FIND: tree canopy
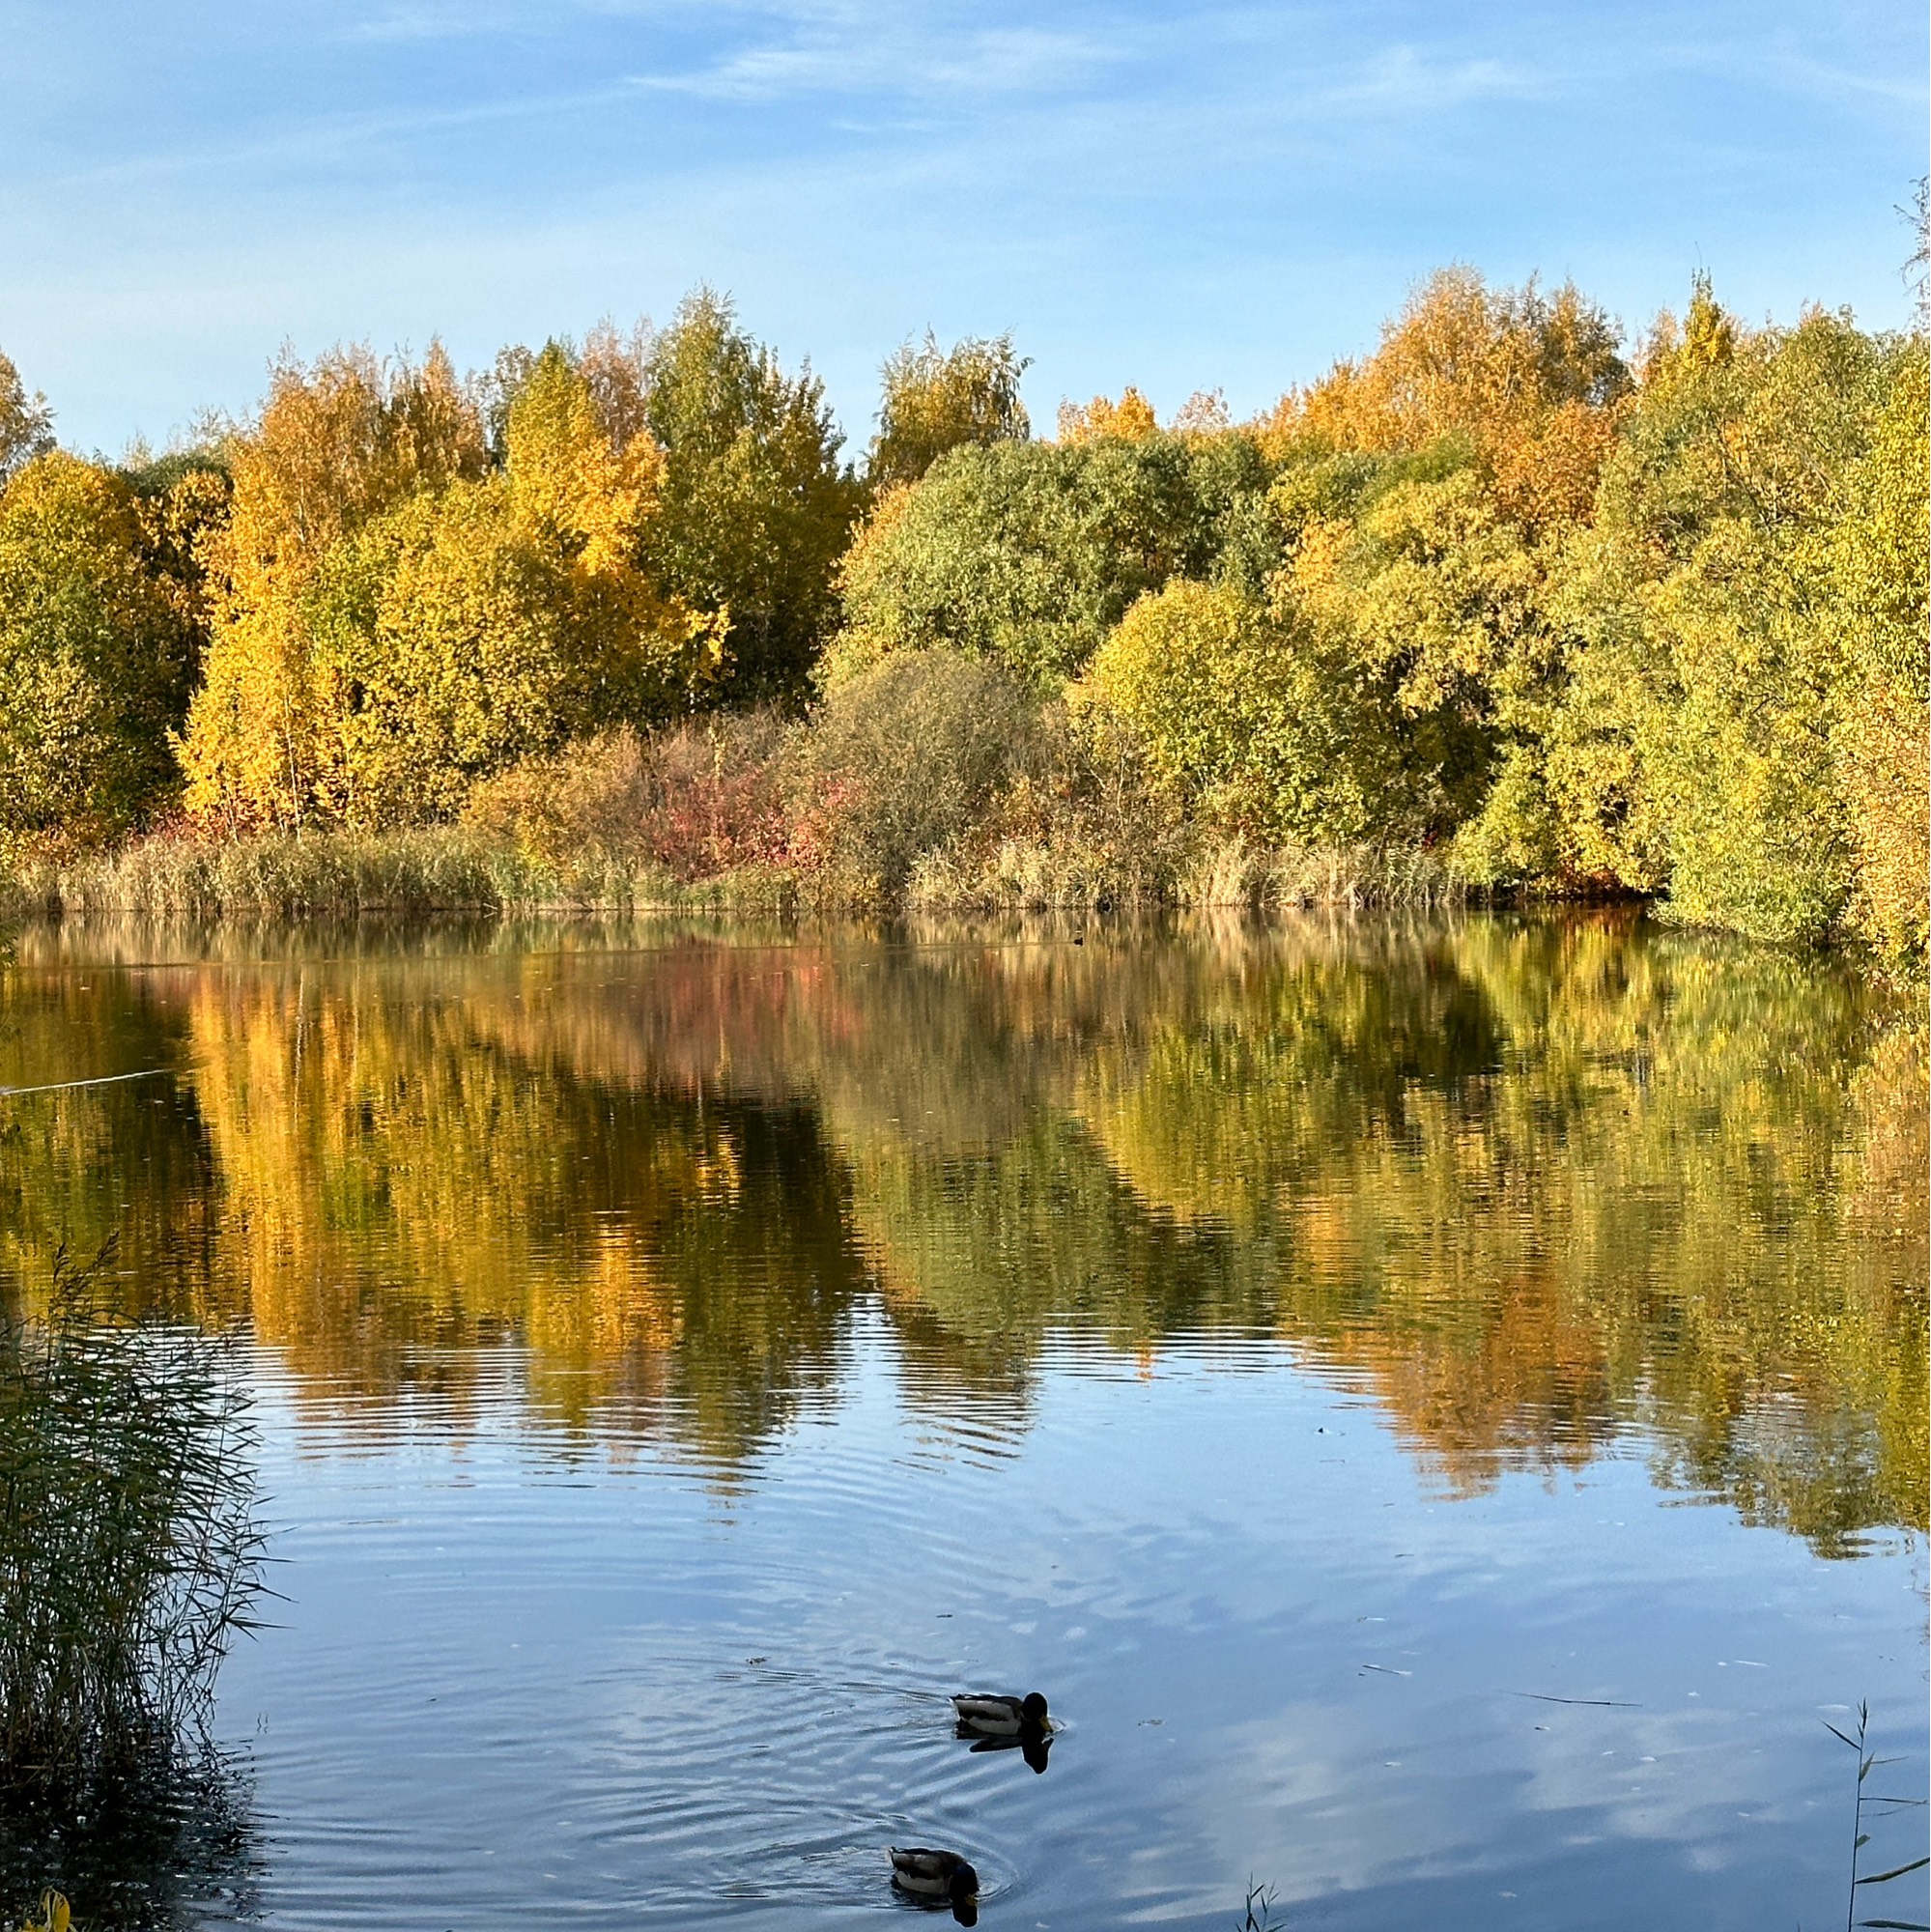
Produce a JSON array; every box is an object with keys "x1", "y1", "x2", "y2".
[{"x1": 868, "y1": 331, "x2": 1030, "y2": 487}]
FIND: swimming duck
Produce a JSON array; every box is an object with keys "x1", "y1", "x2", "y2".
[
  {"x1": 890, "y1": 1847, "x2": 980, "y2": 1922},
  {"x1": 951, "y1": 1691, "x2": 1049, "y2": 1736}
]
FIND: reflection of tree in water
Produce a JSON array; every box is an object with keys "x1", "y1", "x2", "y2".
[
  {"x1": 1061, "y1": 918, "x2": 1925, "y2": 1550},
  {"x1": 174, "y1": 966, "x2": 868, "y2": 1463},
  {"x1": 0, "y1": 1745, "x2": 261, "y2": 1930},
  {"x1": 2, "y1": 914, "x2": 1921, "y2": 1547},
  {"x1": 0, "y1": 970, "x2": 217, "y2": 1320},
  {"x1": 848, "y1": 1116, "x2": 1278, "y2": 1404}
]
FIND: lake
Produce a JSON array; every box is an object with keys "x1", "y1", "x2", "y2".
[{"x1": 2, "y1": 911, "x2": 1924, "y2": 1929}]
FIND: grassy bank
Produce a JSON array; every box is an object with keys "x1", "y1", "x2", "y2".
[{"x1": 7, "y1": 823, "x2": 1475, "y2": 923}]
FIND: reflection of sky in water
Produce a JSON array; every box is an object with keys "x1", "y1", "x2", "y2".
[
  {"x1": 1, "y1": 916, "x2": 1923, "y2": 1925},
  {"x1": 213, "y1": 1338, "x2": 1924, "y2": 1929}
]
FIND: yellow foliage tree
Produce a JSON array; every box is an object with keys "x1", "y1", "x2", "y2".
[
  {"x1": 1824, "y1": 343, "x2": 1929, "y2": 962},
  {"x1": 867, "y1": 330, "x2": 1031, "y2": 486},
  {"x1": 1080, "y1": 579, "x2": 1409, "y2": 841},
  {"x1": 1057, "y1": 385, "x2": 1160, "y2": 443},
  {"x1": 179, "y1": 343, "x2": 487, "y2": 828},
  {"x1": 305, "y1": 346, "x2": 720, "y2": 824},
  {"x1": 181, "y1": 343, "x2": 719, "y2": 828}
]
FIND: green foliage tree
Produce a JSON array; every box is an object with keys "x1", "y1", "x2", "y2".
[
  {"x1": 642, "y1": 289, "x2": 862, "y2": 707},
  {"x1": 0, "y1": 454, "x2": 206, "y2": 849},
  {"x1": 828, "y1": 432, "x2": 1274, "y2": 691},
  {"x1": 1560, "y1": 293, "x2": 1920, "y2": 945},
  {"x1": 1080, "y1": 579, "x2": 1408, "y2": 841},
  {"x1": 867, "y1": 331, "x2": 1030, "y2": 487}
]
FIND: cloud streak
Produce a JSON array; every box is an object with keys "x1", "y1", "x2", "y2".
[{"x1": 1, "y1": 0, "x2": 1920, "y2": 454}]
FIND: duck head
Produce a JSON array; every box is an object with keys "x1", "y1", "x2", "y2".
[{"x1": 1020, "y1": 1691, "x2": 1049, "y2": 1728}]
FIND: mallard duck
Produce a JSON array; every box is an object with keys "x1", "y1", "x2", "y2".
[
  {"x1": 951, "y1": 1690, "x2": 1049, "y2": 1736},
  {"x1": 889, "y1": 1846, "x2": 980, "y2": 1915}
]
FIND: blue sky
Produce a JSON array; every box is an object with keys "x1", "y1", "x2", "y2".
[{"x1": 3, "y1": 0, "x2": 1924, "y2": 457}]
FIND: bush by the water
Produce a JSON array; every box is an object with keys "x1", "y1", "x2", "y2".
[
  {"x1": 0, "y1": 1250, "x2": 264, "y2": 1790},
  {"x1": 787, "y1": 650, "x2": 1045, "y2": 896}
]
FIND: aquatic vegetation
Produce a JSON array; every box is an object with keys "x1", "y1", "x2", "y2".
[
  {"x1": 0, "y1": 1248, "x2": 264, "y2": 1789},
  {"x1": 1236, "y1": 1879, "x2": 1282, "y2": 1930},
  {"x1": 1825, "y1": 1702, "x2": 1930, "y2": 1932},
  {"x1": 0, "y1": 1740, "x2": 258, "y2": 1930}
]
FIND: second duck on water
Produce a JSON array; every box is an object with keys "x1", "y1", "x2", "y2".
[
  {"x1": 951, "y1": 1691, "x2": 1049, "y2": 1737},
  {"x1": 890, "y1": 1847, "x2": 980, "y2": 1924}
]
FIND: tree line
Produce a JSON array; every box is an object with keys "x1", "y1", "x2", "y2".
[{"x1": 0, "y1": 267, "x2": 1923, "y2": 957}]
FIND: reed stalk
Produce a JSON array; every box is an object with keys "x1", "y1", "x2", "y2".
[{"x1": 0, "y1": 1247, "x2": 265, "y2": 1790}]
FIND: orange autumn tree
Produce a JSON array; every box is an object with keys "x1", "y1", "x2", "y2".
[{"x1": 1264, "y1": 267, "x2": 1630, "y2": 530}]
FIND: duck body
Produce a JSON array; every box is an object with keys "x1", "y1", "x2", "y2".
[
  {"x1": 951, "y1": 1690, "x2": 1048, "y2": 1737},
  {"x1": 889, "y1": 1846, "x2": 980, "y2": 1902}
]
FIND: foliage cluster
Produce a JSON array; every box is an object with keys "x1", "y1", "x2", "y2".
[
  {"x1": 0, "y1": 255, "x2": 1922, "y2": 956},
  {"x1": 0, "y1": 1251, "x2": 263, "y2": 1791}
]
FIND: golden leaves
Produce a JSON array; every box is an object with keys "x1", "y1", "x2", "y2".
[{"x1": 1056, "y1": 385, "x2": 1159, "y2": 444}]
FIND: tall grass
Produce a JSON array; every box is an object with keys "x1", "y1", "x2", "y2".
[
  {"x1": 11, "y1": 690, "x2": 1473, "y2": 924},
  {"x1": 26, "y1": 822, "x2": 1470, "y2": 923},
  {"x1": 0, "y1": 1743, "x2": 258, "y2": 1932},
  {"x1": 909, "y1": 832, "x2": 1463, "y2": 915},
  {"x1": 0, "y1": 1248, "x2": 264, "y2": 1789}
]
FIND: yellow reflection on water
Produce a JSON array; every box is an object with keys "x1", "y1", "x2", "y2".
[{"x1": 1, "y1": 913, "x2": 1921, "y2": 1548}]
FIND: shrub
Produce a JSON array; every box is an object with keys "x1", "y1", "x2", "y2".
[
  {"x1": 465, "y1": 714, "x2": 792, "y2": 884},
  {"x1": 906, "y1": 701, "x2": 1188, "y2": 911},
  {"x1": 1080, "y1": 580, "x2": 1408, "y2": 843},
  {"x1": 787, "y1": 650, "x2": 1043, "y2": 897}
]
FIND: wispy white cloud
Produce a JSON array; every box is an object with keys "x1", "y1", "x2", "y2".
[
  {"x1": 631, "y1": 18, "x2": 1128, "y2": 103},
  {"x1": 1653, "y1": 40, "x2": 1928, "y2": 106},
  {"x1": 348, "y1": 7, "x2": 525, "y2": 43},
  {"x1": 1318, "y1": 43, "x2": 1545, "y2": 113},
  {"x1": 30, "y1": 82, "x2": 652, "y2": 191}
]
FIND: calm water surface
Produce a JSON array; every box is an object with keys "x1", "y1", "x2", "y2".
[{"x1": 3, "y1": 913, "x2": 1925, "y2": 1929}]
